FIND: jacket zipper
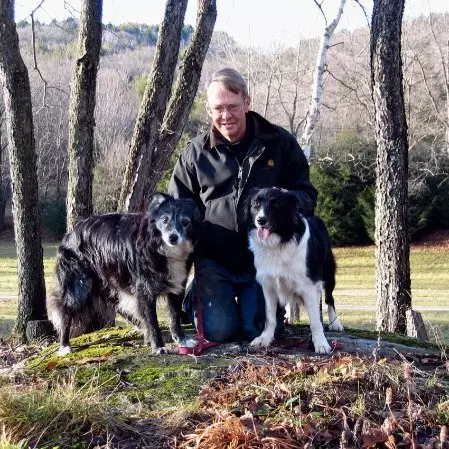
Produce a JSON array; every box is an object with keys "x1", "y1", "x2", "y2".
[{"x1": 236, "y1": 143, "x2": 265, "y2": 205}]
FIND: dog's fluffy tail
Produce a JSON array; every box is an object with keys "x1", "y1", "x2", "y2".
[
  {"x1": 55, "y1": 246, "x2": 93, "y2": 311},
  {"x1": 47, "y1": 245, "x2": 115, "y2": 339}
]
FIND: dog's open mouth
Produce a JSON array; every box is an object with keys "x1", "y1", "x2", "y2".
[{"x1": 257, "y1": 227, "x2": 272, "y2": 240}]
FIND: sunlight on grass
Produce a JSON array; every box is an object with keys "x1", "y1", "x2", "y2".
[
  {"x1": 0, "y1": 299, "x2": 16, "y2": 339},
  {"x1": 333, "y1": 246, "x2": 449, "y2": 307},
  {"x1": 0, "y1": 425, "x2": 26, "y2": 449},
  {"x1": 0, "y1": 371, "x2": 134, "y2": 448},
  {"x1": 0, "y1": 242, "x2": 57, "y2": 297}
]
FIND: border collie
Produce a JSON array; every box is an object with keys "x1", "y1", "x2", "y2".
[
  {"x1": 47, "y1": 193, "x2": 200, "y2": 356},
  {"x1": 246, "y1": 187, "x2": 343, "y2": 353}
]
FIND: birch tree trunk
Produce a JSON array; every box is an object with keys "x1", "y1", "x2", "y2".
[
  {"x1": 300, "y1": 0, "x2": 346, "y2": 161},
  {"x1": 0, "y1": 121, "x2": 6, "y2": 232},
  {"x1": 0, "y1": 0, "x2": 47, "y2": 341},
  {"x1": 66, "y1": 0, "x2": 103, "y2": 231},
  {"x1": 371, "y1": 0, "x2": 411, "y2": 334},
  {"x1": 118, "y1": 0, "x2": 188, "y2": 212},
  {"x1": 145, "y1": 0, "x2": 217, "y2": 196}
]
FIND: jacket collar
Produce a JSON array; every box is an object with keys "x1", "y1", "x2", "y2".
[{"x1": 204, "y1": 111, "x2": 280, "y2": 150}]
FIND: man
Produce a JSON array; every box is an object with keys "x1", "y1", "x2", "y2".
[{"x1": 169, "y1": 68, "x2": 317, "y2": 343}]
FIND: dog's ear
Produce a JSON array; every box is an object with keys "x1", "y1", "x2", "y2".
[
  {"x1": 286, "y1": 192, "x2": 302, "y2": 223},
  {"x1": 246, "y1": 187, "x2": 260, "y2": 202},
  {"x1": 242, "y1": 187, "x2": 260, "y2": 226},
  {"x1": 148, "y1": 192, "x2": 171, "y2": 211},
  {"x1": 279, "y1": 190, "x2": 301, "y2": 222},
  {"x1": 184, "y1": 198, "x2": 202, "y2": 223}
]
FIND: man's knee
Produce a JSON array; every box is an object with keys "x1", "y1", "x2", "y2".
[
  {"x1": 183, "y1": 263, "x2": 240, "y2": 342},
  {"x1": 201, "y1": 297, "x2": 239, "y2": 342}
]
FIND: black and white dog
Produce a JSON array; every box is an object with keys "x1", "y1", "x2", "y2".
[
  {"x1": 246, "y1": 187, "x2": 343, "y2": 353},
  {"x1": 47, "y1": 193, "x2": 200, "y2": 356}
]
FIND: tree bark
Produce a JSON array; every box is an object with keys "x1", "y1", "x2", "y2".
[
  {"x1": 66, "y1": 0, "x2": 103, "y2": 231},
  {"x1": 0, "y1": 122, "x2": 6, "y2": 232},
  {"x1": 145, "y1": 0, "x2": 217, "y2": 196},
  {"x1": 371, "y1": 0, "x2": 411, "y2": 334},
  {"x1": 0, "y1": 0, "x2": 47, "y2": 341},
  {"x1": 26, "y1": 319, "x2": 55, "y2": 343},
  {"x1": 118, "y1": 0, "x2": 189, "y2": 212}
]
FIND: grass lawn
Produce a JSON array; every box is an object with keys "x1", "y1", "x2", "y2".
[
  {"x1": 1, "y1": 241, "x2": 448, "y2": 344},
  {"x1": 333, "y1": 245, "x2": 449, "y2": 344},
  {"x1": 334, "y1": 246, "x2": 449, "y2": 306},
  {"x1": 0, "y1": 241, "x2": 58, "y2": 297}
]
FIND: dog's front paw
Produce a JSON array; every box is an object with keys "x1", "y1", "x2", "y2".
[
  {"x1": 154, "y1": 346, "x2": 169, "y2": 354},
  {"x1": 179, "y1": 337, "x2": 198, "y2": 348},
  {"x1": 313, "y1": 338, "x2": 332, "y2": 354},
  {"x1": 250, "y1": 333, "x2": 274, "y2": 348},
  {"x1": 328, "y1": 318, "x2": 344, "y2": 332},
  {"x1": 58, "y1": 346, "x2": 71, "y2": 357}
]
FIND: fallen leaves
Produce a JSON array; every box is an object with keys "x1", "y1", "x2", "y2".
[{"x1": 177, "y1": 353, "x2": 449, "y2": 448}]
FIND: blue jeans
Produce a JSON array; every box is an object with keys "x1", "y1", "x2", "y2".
[{"x1": 183, "y1": 257, "x2": 284, "y2": 342}]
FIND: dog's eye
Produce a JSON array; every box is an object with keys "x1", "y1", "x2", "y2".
[
  {"x1": 269, "y1": 199, "x2": 279, "y2": 207},
  {"x1": 252, "y1": 201, "x2": 261, "y2": 208},
  {"x1": 181, "y1": 218, "x2": 190, "y2": 227},
  {"x1": 161, "y1": 216, "x2": 169, "y2": 224}
]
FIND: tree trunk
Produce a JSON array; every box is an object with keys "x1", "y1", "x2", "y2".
[
  {"x1": 118, "y1": 0, "x2": 189, "y2": 212},
  {"x1": 0, "y1": 125, "x2": 6, "y2": 232},
  {"x1": 66, "y1": 0, "x2": 103, "y2": 231},
  {"x1": 371, "y1": 0, "x2": 411, "y2": 334},
  {"x1": 300, "y1": 0, "x2": 346, "y2": 161},
  {"x1": 145, "y1": 0, "x2": 217, "y2": 195},
  {"x1": 0, "y1": 0, "x2": 47, "y2": 342}
]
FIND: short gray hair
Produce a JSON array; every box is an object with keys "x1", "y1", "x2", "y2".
[{"x1": 205, "y1": 68, "x2": 249, "y2": 100}]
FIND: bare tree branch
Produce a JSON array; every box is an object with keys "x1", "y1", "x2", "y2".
[
  {"x1": 313, "y1": 0, "x2": 328, "y2": 25},
  {"x1": 414, "y1": 53, "x2": 448, "y2": 128},
  {"x1": 353, "y1": 0, "x2": 371, "y2": 30},
  {"x1": 29, "y1": 6, "x2": 69, "y2": 111}
]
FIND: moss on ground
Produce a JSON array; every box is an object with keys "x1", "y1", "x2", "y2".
[
  {"x1": 24, "y1": 326, "x2": 144, "y2": 371},
  {"x1": 20, "y1": 323, "x2": 446, "y2": 421},
  {"x1": 22, "y1": 325, "x2": 231, "y2": 412},
  {"x1": 121, "y1": 355, "x2": 227, "y2": 408},
  {"x1": 344, "y1": 326, "x2": 444, "y2": 350}
]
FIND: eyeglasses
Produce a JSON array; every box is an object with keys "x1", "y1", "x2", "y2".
[{"x1": 208, "y1": 103, "x2": 244, "y2": 116}]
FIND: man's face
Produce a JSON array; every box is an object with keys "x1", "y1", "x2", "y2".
[{"x1": 205, "y1": 81, "x2": 250, "y2": 143}]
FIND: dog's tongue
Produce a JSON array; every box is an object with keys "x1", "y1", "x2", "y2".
[{"x1": 257, "y1": 227, "x2": 271, "y2": 240}]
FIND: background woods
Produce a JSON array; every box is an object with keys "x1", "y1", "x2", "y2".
[{"x1": 1, "y1": 9, "x2": 448, "y2": 243}]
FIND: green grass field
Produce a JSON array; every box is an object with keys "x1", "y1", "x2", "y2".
[
  {"x1": 333, "y1": 246, "x2": 449, "y2": 344},
  {"x1": 1, "y1": 242, "x2": 448, "y2": 344}
]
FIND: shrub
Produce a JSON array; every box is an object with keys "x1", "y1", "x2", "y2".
[
  {"x1": 134, "y1": 73, "x2": 147, "y2": 99},
  {"x1": 311, "y1": 162, "x2": 373, "y2": 245},
  {"x1": 41, "y1": 196, "x2": 66, "y2": 238},
  {"x1": 409, "y1": 172, "x2": 449, "y2": 239},
  {"x1": 313, "y1": 130, "x2": 449, "y2": 244}
]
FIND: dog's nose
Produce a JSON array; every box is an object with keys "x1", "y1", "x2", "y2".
[
  {"x1": 169, "y1": 233, "x2": 179, "y2": 244},
  {"x1": 257, "y1": 217, "x2": 267, "y2": 226}
]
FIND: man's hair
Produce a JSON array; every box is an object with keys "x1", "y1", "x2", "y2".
[{"x1": 205, "y1": 68, "x2": 249, "y2": 100}]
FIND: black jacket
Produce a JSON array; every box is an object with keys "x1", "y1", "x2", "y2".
[{"x1": 169, "y1": 111, "x2": 317, "y2": 274}]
